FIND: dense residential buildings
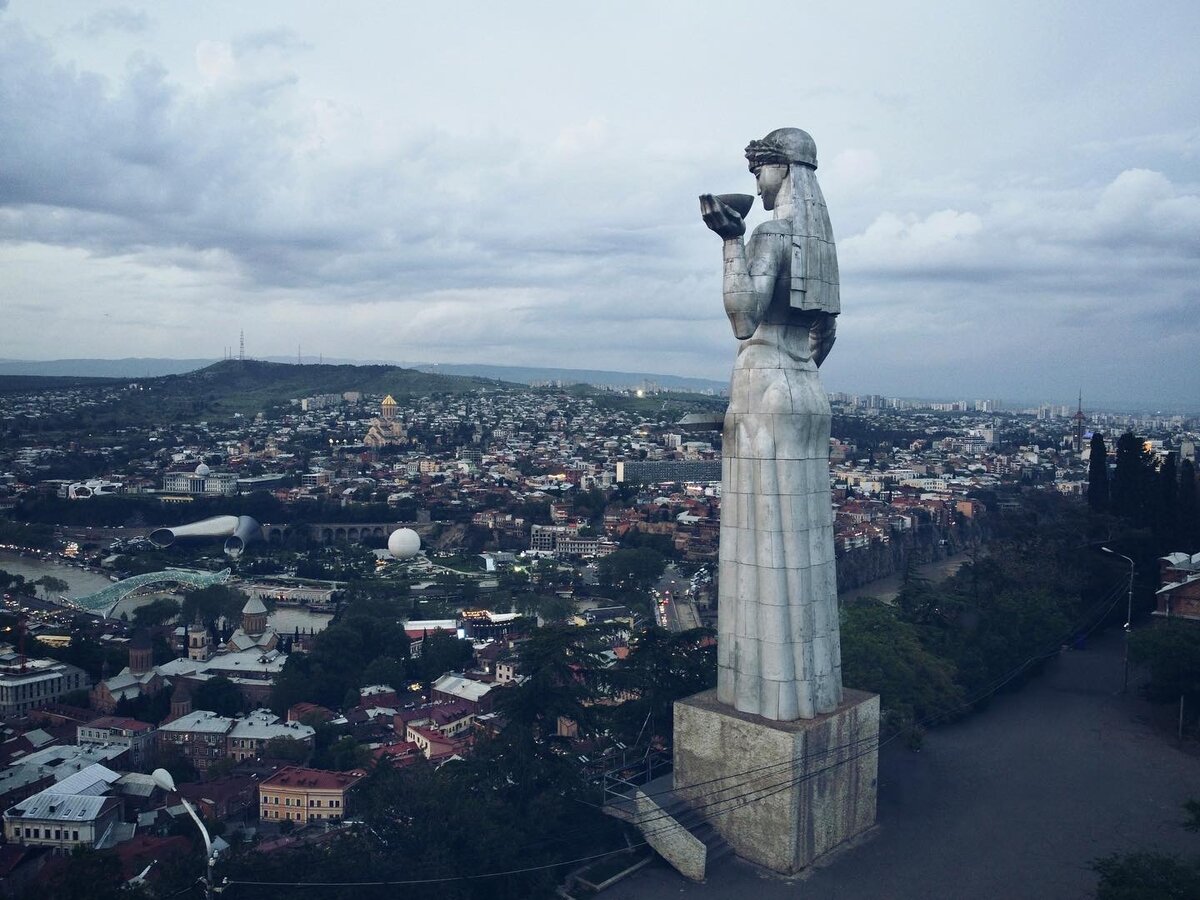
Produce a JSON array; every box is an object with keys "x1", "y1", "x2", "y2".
[
  {"x1": 0, "y1": 371, "x2": 1195, "y2": 885},
  {"x1": 158, "y1": 709, "x2": 315, "y2": 773}
]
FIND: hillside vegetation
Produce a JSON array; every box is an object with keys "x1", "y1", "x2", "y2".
[{"x1": 23, "y1": 360, "x2": 512, "y2": 427}]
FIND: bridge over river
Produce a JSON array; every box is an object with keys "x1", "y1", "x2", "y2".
[{"x1": 66, "y1": 568, "x2": 232, "y2": 617}]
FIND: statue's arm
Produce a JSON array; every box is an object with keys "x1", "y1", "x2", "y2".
[
  {"x1": 722, "y1": 230, "x2": 781, "y2": 339},
  {"x1": 809, "y1": 312, "x2": 837, "y2": 367}
]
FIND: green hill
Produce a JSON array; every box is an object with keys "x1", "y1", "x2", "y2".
[
  {"x1": 21, "y1": 360, "x2": 513, "y2": 429},
  {"x1": 180, "y1": 360, "x2": 506, "y2": 407}
]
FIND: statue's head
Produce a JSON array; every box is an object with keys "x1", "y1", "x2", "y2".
[{"x1": 745, "y1": 127, "x2": 818, "y2": 172}]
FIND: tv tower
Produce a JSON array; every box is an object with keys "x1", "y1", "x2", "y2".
[{"x1": 1072, "y1": 390, "x2": 1086, "y2": 453}]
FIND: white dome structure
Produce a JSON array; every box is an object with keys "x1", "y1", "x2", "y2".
[
  {"x1": 387, "y1": 528, "x2": 421, "y2": 560},
  {"x1": 194, "y1": 462, "x2": 212, "y2": 476}
]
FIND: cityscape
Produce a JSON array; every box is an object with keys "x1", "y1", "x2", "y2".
[
  {"x1": 0, "y1": 359, "x2": 1195, "y2": 897},
  {"x1": 1, "y1": 2, "x2": 1198, "y2": 899}
]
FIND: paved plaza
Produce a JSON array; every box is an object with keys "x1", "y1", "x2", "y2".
[{"x1": 608, "y1": 630, "x2": 1200, "y2": 899}]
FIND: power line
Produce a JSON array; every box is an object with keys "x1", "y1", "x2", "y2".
[
  {"x1": 350, "y1": 573, "x2": 1132, "y2": 873},
  {"x1": 222, "y1": 573, "x2": 1130, "y2": 890}
]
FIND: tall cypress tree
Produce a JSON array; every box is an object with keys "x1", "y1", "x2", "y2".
[
  {"x1": 1087, "y1": 432, "x2": 1109, "y2": 512},
  {"x1": 1180, "y1": 458, "x2": 1198, "y2": 551},
  {"x1": 1111, "y1": 432, "x2": 1145, "y2": 521},
  {"x1": 1155, "y1": 452, "x2": 1178, "y2": 543}
]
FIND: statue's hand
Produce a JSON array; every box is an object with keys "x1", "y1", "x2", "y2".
[{"x1": 700, "y1": 194, "x2": 746, "y2": 240}]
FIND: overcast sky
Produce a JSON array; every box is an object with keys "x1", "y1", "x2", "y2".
[{"x1": 0, "y1": 1, "x2": 1197, "y2": 407}]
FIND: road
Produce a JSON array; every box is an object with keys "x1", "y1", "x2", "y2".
[
  {"x1": 606, "y1": 629, "x2": 1200, "y2": 900},
  {"x1": 655, "y1": 567, "x2": 702, "y2": 632}
]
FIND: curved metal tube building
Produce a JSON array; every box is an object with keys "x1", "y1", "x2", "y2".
[{"x1": 148, "y1": 515, "x2": 263, "y2": 558}]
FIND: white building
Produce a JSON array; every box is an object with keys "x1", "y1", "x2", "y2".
[
  {"x1": 77, "y1": 717, "x2": 156, "y2": 766},
  {"x1": 2, "y1": 764, "x2": 125, "y2": 853},
  {"x1": 0, "y1": 651, "x2": 90, "y2": 717},
  {"x1": 162, "y1": 463, "x2": 237, "y2": 496}
]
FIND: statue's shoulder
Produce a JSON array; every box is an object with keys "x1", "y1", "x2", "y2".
[{"x1": 751, "y1": 220, "x2": 791, "y2": 237}]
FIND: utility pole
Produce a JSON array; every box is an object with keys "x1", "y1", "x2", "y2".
[{"x1": 1102, "y1": 546, "x2": 1135, "y2": 693}]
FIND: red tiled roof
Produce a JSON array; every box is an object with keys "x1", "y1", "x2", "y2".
[{"x1": 259, "y1": 766, "x2": 363, "y2": 792}]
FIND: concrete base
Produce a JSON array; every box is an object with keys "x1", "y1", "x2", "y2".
[{"x1": 673, "y1": 688, "x2": 879, "y2": 875}]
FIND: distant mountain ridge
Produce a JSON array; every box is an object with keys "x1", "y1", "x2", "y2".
[
  {"x1": 410, "y1": 362, "x2": 727, "y2": 392},
  {"x1": 0, "y1": 357, "x2": 728, "y2": 393},
  {"x1": 0, "y1": 357, "x2": 217, "y2": 378}
]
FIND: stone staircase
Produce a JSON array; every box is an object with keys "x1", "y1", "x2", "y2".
[{"x1": 603, "y1": 772, "x2": 733, "y2": 882}]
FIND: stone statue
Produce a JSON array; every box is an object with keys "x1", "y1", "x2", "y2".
[{"x1": 700, "y1": 127, "x2": 842, "y2": 721}]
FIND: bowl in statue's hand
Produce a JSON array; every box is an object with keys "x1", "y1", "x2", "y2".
[{"x1": 715, "y1": 193, "x2": 754, "y2": 218}]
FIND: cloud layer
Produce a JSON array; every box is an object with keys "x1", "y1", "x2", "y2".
[{"x1": 0, "y1": 3, "x2": 1197, "y2": 407}]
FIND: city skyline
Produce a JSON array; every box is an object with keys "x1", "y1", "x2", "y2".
[{"x1": 1, "y1": 1, "x2": 1197, "y2": 404}]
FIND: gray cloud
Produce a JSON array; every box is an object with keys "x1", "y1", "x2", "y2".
[
  {"x1": 0, "y1": 5, "x2": 1197, "y2": 407},
  {"x1": 68, "y1": 5, "x2": 150, "y2": 37}
]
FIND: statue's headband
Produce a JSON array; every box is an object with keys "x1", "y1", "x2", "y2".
[
  {"x1": 745, "y1": 139, "x2": 790, "y2": 171},
  {"x1": 745, "y1": 130, "x2": 818, "y2": 171}
]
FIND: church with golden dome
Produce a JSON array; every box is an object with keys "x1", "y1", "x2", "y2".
[{"x1": 364, "y1": 394, "x2": 407, "y2": 448}]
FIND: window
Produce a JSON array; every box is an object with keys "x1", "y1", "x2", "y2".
[
  {"x1": 32, "y1": 829, "x2": 39, "y2": 839},
  {"x1": 73, "y1": 830, "x2": 79, "y2": 841},
  {"x1": 262, "y1": 796, "x2": 269, "y2": 805}
]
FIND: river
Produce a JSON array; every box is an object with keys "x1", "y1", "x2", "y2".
[
  {"x1": 838, "y1": 553, "x2": 967, "y2": 603},
  {"x1": 0, "y1": 552, "x2": 116, "y2": 597},
  {"x1": 0, "y1": 552, "x2": 331, "y2": 633}
]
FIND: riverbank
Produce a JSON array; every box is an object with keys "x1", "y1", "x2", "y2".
[
  {"x1": 0, "y1": 550, "x2": 115, "y2": 597},
  {"x1": 838, "y1": 552, "x2": 966, "y2": 604},
  {"x1": 0, "y1": 551, "x2": 332, "y2": 634}
]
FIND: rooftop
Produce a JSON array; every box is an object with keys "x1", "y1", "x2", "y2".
[
  {"x1": 7, "y1": 791, "x2": 116, "y2": 823},
  {"x1": 158, "y1": 710, "x2": 235, "y2": 735},
  {"x1": 259, "y1": 766, "x2": 363, "y2": 792}
]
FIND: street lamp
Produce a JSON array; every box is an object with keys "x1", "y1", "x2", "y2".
[
  {"x1": 1101, "y1": 547, "x2": 1135, "y2": 693},
  {"x1": 152, "y1": 768, "x2": 217, "y2": 900}
]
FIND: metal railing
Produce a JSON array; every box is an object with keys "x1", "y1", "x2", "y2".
[{"x1": 601, "y1": 747, "x2": 673, "y2": 807}]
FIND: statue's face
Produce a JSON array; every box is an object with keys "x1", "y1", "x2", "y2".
[{"x1": 754, "y1": 164, "x2": 788, "y2": 210}]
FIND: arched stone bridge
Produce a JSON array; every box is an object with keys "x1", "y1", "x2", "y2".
[{"x1": 261, "y1": 522, "x2": 421, "y2": 545}]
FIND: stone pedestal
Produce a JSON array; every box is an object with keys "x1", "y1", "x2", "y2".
[{"x1": 673, "y1": 688, "x2": 879, "y2": 875}]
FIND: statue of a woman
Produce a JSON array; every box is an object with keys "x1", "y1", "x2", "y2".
[{"x1": 700, "y1": 127, "x2": 843, "y2": 721}]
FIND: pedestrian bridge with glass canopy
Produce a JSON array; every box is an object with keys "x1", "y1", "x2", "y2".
[{"x1": 66, "y1": 568, "x2": 232, "y2": 618}]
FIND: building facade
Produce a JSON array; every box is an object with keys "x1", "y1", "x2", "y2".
[
  {"x1": 0, "y1": 653, "x2": 89, "y2": 717},
  {"x1": 3, "y1": 794, "x2": 121, "y2": 852},
  {"x1": 258, "y1": 767, "x2": 361, "y2": 825},
  {"x1": 162, "y1": 464, "x2": 237, "y2": 496},
  {"x1": 77, "y1": 717, "x2": 156, "y2": 766}
]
